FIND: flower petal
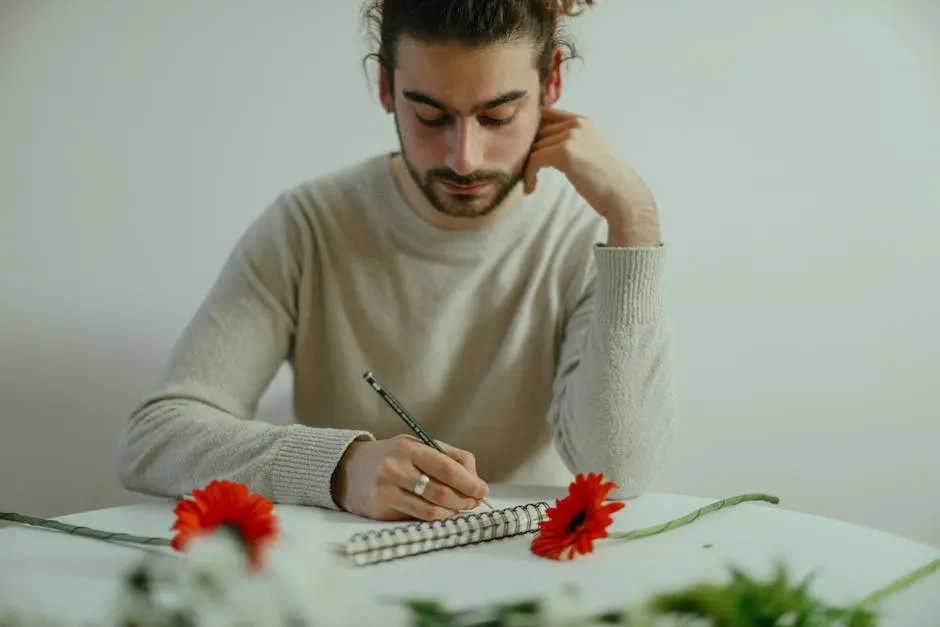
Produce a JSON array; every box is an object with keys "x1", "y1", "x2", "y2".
[
  {"x1": 169, "y1": 480, "x2": 280, "y2": 570},
  {"x1": 529, "y1": 472, "x2": 626, "y2": 561}
]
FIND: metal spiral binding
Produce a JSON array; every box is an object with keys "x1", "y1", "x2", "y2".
[{"x1": 342, "y1": 501, "x2": 550, "y2": 566}]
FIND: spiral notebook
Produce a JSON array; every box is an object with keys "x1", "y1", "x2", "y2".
[{"x1": 341, "y1": 501, "x2": 551, "y2": 566}]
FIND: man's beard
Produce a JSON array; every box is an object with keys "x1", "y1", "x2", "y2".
[{"x1": 393, "y1": 116, "x2": 536, "y2": 219}]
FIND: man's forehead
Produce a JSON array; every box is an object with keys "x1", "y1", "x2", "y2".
[
  {"x1": 393, "y1": 36, "x2": 539, "y2": 107},
  {"x1": 394, "y1": 36, "x2": 536, "y2": 78}
]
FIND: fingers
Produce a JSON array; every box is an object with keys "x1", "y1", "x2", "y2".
[
  {"x1": 531, "y1": 131, "x2": 569, "y2": 153},
  {"x1": 385, "y1": 436, "x2": 486, "y2": 510},
  {"x1": 524, "y1": 143, "x2": 565, "y2": 194},
  {"x1": 396, "y1": 434, "x2": 483, "y2": 489},
  {"x1": 525, "y1": 119, "x2": 577, "y2": 195},
  {"x1": 348, "y1": 436, "x2": 489, "y2": 522},
  {"x1": 524, "y1": 108, "x2": 586, "y2": 195},
  {"x1": 540, "y1": 106, "x2": 577, "y2": 122},
  {"x1": 411, "y1": 443, "x2": 488, "y2": 501},
  {"x1": 435, "y1": 440, "x2": 478, "y2": 475},
  {"x1": 536, "y1": 117, "x2": 577, "y2": 140},
  {"x1": 393, "y1": 489, "x2": 459, "y2": 522},
  {"x1": 404, "y1": 471, "x2": 479, "y2": 512}
]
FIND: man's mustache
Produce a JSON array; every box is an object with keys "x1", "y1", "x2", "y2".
[
  {"x1": 426, "y1": 149, "x2": 533, "y2": 187},
  {"x1": 428, "y1": 170, "x2": 503, "y2": 185}
]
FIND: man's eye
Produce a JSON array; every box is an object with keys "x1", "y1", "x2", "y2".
[
  {"x1": 416, "y1": 114, "x2": 514, "y2": 127},
  {"x1": 417, "y1": 115, "x2": 451, "y2": 127},
  {"x1": 480, "y1": 115, "x2": 514, "y2": 127}
]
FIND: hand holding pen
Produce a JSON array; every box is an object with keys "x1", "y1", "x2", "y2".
[
  {"x1": 363, "y1": 371, "x2": 495, "y2": 511},
  {"x1": 329, "y1": 372, "x2": 492, "y2": 522}
]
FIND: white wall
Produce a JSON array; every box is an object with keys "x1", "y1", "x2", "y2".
[{"x1": 1, "y1": 1, "x2": 937, "y2": 546}]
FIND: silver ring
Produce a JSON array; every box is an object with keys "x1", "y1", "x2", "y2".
[{"x1": 413, "y1": 473, "x2": 430, "y2": 497}]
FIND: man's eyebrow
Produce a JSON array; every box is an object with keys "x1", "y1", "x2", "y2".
[{"x1": 402, "y1": 89, "x2": 528, "y2": 113}]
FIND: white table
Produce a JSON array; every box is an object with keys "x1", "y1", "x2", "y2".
[{"x1": 2, "y1": 485, "x2": 938, "y2": 625}]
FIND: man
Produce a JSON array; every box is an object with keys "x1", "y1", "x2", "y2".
[{"x1": 116, "y1": 0, "x2": 676, "y2": 522}]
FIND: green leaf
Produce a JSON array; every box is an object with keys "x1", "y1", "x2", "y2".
[
  {"x1": 594, "y1": 610, "x2": 630, "y2": 623},
  {"x1": 643, "y1": 561, "x2": 880, "y2": 627},
  {"x1": 405, "y1": 600, "x2": 457, "y2": 627},
  {"x1": 497, "y1": 600, "x2": 539, "y2": 616}
]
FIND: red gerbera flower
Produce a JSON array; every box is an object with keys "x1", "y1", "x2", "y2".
[
  {"x1": 170, "y1": 479, "x2": 279, "y2": 570},
  {"x1": 530, "y1": 472, "x2": 625, "y2": 560}
]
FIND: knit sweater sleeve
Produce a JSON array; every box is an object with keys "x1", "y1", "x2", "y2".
[
  {"x1": 546, "y1": 242, "x2": 676, "y2": 499},
  {"x1": 115, "y1": 193, "x2": 373, "y2": 509}
]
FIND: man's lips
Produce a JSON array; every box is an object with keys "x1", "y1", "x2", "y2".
[{"x1": 439, "y1": 180, "x2": 491, "y2": 195}]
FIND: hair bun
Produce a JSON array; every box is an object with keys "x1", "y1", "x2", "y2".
[{"x1": 551, "y1": 0, "x2": 596, "y2": 18}]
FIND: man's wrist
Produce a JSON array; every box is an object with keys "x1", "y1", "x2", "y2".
[
  {"x1": 330, "y1": 439, "x2": 364, "y2": 509},
  {"x1": 605, "y1": 211, "x2": 661, "y2": 247},
  {"x1": 599, "y1": 184, "x2": 661, "y2": 247}
]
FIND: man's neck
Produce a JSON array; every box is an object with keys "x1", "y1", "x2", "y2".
[{"x1": 388, "y1": 153, "x2": 523, "y2": 232}]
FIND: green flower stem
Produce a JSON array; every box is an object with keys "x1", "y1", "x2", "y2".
[
  {"x1": 850, "y1": 556, "x2": 940, "y2": 610},
  {"x1": 608, "y1": 492, "x2": 781, "y2": 541},
  {"x1": 2, "y1": 493, "x2": 780, "y2": 550},
  {"x1": 0, "y1": 512, "x2": 172, "y2": 546}
]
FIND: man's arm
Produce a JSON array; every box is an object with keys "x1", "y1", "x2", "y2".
[
  {"x1": 545, "y1": 242, "x2": 676, "y2": 499},
  {"x1": 524, "y1": 107, "x2": 675, "y2": 498},
  {"x1": 116, "y1": 192, "x2": 373, "y2": 508}
]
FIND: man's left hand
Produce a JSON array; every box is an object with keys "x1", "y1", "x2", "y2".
[{"x1": 524, "y1": 107, "x2": 661, "y2": 247}]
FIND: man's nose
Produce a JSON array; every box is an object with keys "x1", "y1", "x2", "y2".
[{"x1": 444, "y1": 119, "x2": 483, "y2": 176}]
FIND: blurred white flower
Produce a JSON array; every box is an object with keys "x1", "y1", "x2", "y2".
[
  {"x1": 177, "y1": 531, "x2": 249, "y2": 603},
  {"x1": 537, "y1": 585, "x2": 595, "y2": 626},
  {"x1": 619, "y1": 606, "x2": 704, "y2": 627},
  {"x1": 111, "y1": 590, "x2": 164, "y2": 627},
  {"x1": 109, "y1": 558, "x2": 175, "y2": 627},
  {"x1": 104, "y1": 523, "x2": 409, "y2": 627},
  {"x1": 261, "y1": 530, "x2": 406, "y2": 627},
  {"x1": 186, "y1": 575, "x2": 285, "y2": 627},
  {"x1": 0, "y1": 610, "x2": 77, "y2": 627}
]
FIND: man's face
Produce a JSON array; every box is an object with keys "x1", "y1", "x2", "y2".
[{"x1": 382, "y1": 37, "x2": 552, "y2": 219}]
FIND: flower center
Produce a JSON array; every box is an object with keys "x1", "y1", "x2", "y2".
[{"x1": 566, "y1": 510, "x2": 587, "y2": 533}]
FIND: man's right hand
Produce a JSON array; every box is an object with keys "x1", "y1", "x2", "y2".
[{"x1": 331, "y1": 434, "x2": 489, "y2": 521}]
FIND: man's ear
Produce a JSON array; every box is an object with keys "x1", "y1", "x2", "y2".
[
  {"x1": 379, "y1": 65, "x2": 394, "y2": 113},
  {"x1": 542, "y1": 47, "x2": 564, "y2": 108}
]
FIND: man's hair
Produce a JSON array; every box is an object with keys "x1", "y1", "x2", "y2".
[{"x1": 361, "y1": 0, "x2": 595, "y2": 86}]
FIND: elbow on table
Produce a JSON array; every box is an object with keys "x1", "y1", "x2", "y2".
[
  {"x1": 606, "y1": 402, "x2": 678, "y2": 500},
  {"x1": 563, "y1": 424, "x2": 675, "y2": 502},
  {"x1": 604, "y1": 467, "x2": 660, "y2": 501},
  {"x1": 114, "y1": 405, "x2": 177, "y2": 499},
  {"x1": 115, "y1": 451, "x2": 149, "y2": 498},
  {"x1": 594, "y1": 454, "x2": 664, "y2": 501},
  {"x1": 558, "y1": 446, "x2": 661, "y2": 501},
  {"x1": 114, "y1": 429, "x2": 152, "y2": 497}
]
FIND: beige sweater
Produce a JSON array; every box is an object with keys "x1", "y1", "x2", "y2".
[{"x1": 116, "y1": 153, "x2": 676, "y2": 510}]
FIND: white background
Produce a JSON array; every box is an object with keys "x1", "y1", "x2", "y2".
[{"x1": 1, "y1": 1, "x2": 937, "y2": 547}]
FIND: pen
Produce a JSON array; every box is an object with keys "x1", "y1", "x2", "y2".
[{"x1": 362, "y1": 370, "x2": 494, "y2": 510}]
